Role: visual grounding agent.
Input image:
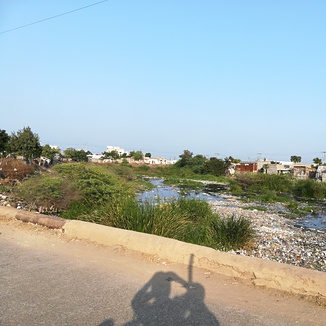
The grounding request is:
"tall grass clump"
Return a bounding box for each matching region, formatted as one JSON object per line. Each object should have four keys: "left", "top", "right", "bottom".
{"left": 85, "top": 196, "right": 190, "bottom": 239}
{"left": 172, "top": 199, "right": 215, "bottom": 246}
{"left": 211, "top": 215, "right": 255, "bottom": 251}
{"left": 84, "top": 197, "right": 255, "bottom": 251}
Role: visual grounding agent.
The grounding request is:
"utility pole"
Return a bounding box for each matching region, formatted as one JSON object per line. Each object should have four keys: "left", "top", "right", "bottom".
{"left": 322, "top": 151, "right": 326, "bottom": 164}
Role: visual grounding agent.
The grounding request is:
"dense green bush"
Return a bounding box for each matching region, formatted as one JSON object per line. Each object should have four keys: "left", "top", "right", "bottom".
{"left": 15, "top": 173, "right": 80, "bottom": 212}
{"left": 211, "top": 215, "right": 255, "bottom": 251}
{"left": 230, "top": 173, "right": 294, "bottom": 202}
{"left": 14, "top": 163, "right": 133, "bottom": 215}
{"left": 293, "top": 179, "right": 326, "bottom": 198}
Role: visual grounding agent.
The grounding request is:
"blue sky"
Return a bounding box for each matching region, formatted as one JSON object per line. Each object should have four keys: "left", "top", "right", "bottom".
{"left": 1, "top": 1, "right": 325, "bottom": 162}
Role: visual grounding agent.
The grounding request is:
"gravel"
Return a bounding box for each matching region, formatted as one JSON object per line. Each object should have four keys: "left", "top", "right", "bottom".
{"left": 209, "top": 195, "right": 326, "bottom": 272}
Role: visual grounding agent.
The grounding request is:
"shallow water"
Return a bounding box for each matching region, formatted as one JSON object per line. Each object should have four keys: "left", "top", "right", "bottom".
{"left": 294, "top": 215, "right": 326, "bottom": 231}
{"left": 138, "top": 178, "right": 326, "bottom": 231}
{"left": 137, "top": 178, "right": 223, "bottom": 202}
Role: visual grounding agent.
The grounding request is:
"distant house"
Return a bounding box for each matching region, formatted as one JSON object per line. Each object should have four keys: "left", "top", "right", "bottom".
{"left": 106, "top": 146, "right": 129, "bottom": 156}
{"left": 87, "top": 153, "right": 104, "bottom": 163}
{"left": 292, "top": 164, "right": 313, "bottom": 180}
{"left": 315, "top": 166, "right": 326, "bottom": 182}
{"left": 264, "top": 161, "right": 294, "bottom": 175}
{"left": 143, "top": 157, "right": 171, "bottom": 165}
{"left": 235, "top": 161, "right": 258, "bottom": 173}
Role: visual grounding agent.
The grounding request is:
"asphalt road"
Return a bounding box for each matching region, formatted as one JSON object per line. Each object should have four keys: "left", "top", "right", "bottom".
{"left": 1, "top": 219, "right": 325, "bottom": 326}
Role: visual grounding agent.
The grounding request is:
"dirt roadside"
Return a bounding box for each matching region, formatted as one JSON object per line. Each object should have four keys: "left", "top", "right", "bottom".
{"left": 1, "top": 218, "right": 326, "bottom": 325}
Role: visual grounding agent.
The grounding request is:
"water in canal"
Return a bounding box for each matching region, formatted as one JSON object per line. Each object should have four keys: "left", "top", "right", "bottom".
{"left": 138, "top": 178, "right": 326, "bottom": 232}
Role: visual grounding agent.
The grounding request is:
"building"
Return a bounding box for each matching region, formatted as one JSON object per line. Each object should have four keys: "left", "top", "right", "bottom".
{"left": 235, "top": 161, "right": 258, "bottom": 173}
{"left": 143, "top": 157, "right": 170, "bottom": 165}
{"left": 264, "top": 161, "right": 294, "bottom": 175}
{"left": 292, "top": 164, "right": 313, "bottom": 179}
{"left": 315, "top": 166, "right": 326, "bottom": 181}
{"left": 106, "top": 146, "right": 128, "bottom": 156}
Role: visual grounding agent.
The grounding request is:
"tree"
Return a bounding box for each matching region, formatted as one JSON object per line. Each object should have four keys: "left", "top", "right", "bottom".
{"left": 8, "top": 126, "right": 42, "bottom": 162}
{"left": 313, "top": 157, "right": 322, "bottom": 166}
{"left": 226, "top": 156, "right": 241, "bottom": 164}
{"left": 175, "top": 150, "right": 193, "bottom": 167}
{"left": 262, "top": 164, "right": 269, "bottom": 173}
{"left": 145, "top": 152, "right": 151, "bottom": 158}
{"left": 190, "top": 154, "right": 207, "bottom": 174}
{"left": 63, "top": 148, "right": 89, "bottom": 162}
{"left": 290, "top": 155, "right": 302, "bottom": 163}
{"left": 132, "top": 150, "right": 144, "bottom": 161}
{"left": 203, "top": 157, "right": 227, "bottom": 176}
{"left": 102, "top": 150, "right": 120, "bottom": 160}
{"left": 42, "top": 144, "right": 61, "bottom": 161}
{"left": 0, "top": 129, "right": 10, "bottom": 157}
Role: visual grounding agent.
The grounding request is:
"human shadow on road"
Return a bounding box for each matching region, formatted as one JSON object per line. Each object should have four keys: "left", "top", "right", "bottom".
{"left": 99, "top": 254, "right": 219, "bottom": 325}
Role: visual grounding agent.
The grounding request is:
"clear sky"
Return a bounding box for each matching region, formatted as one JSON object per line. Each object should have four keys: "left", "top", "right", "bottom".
{"left": 1, "top": 1, "right": 325, "bottom": 163}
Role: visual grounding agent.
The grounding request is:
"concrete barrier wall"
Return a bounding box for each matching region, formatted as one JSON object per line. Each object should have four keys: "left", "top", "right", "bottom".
{"left": 1, "top": 206, "right": 325, "bottom": 305}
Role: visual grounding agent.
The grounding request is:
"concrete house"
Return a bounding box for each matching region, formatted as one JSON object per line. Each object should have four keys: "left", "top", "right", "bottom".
{"left": 264, "top": 161, "right": 294, "bottom": 175}
{"left": 292, "top": 164, "right": 314, "bottom": 180}
{"left": 143, "top": 157, "right": 170, "bottom": 165}
{"left": 315, "top": 165, "right": 326, "bottom": 182}
{"left": 106, "top": 146, "right": 129, "bottom": 156}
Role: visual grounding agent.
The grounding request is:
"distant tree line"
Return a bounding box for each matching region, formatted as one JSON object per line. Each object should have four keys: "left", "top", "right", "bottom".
{"left": 1, "top": 127, "right": 324, "bottom": 170}
{"left": 0, "top": 127, "right": 150, "bottom": 164}
{"left": 173, "top": 150, "right": 240, "bottom": 177}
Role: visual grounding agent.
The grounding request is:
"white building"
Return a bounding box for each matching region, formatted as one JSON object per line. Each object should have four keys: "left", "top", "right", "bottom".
{"left": 106, "top": 146, "right": 129, "bottom": 156}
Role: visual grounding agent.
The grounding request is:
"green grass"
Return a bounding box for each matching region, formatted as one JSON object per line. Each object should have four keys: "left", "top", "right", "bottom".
{"left": 80, "top": 196, "right": 255, "bottom": 251}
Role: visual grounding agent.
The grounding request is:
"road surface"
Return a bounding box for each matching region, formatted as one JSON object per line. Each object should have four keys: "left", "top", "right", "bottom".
{"left": 1, "top": 219, "right": 325, "bottom": 325}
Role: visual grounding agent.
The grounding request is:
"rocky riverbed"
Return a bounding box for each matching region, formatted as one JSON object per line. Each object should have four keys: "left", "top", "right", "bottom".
{"left": 209, "top": 195, "right": 326, "bottom": 272}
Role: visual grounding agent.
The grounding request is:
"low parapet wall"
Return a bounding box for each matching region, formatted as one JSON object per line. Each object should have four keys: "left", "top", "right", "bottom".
{"left": 1, "top": 206, "right": 325, "bottom": 305}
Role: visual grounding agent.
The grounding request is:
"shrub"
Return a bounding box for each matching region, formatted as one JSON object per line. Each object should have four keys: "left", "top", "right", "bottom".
{"left": 14, "top": 173, "right": 81, "bottom": 212}
{"left": 53, "top": 163, "right": 131, "bottom": 205}
{"left": 211, "top": 215, "right": 255, "bottom": 251}
{"left": 0, "top": 158, "right": 34, "bottom": 182}
{"left": 293, "top": 179, "right": 326, "bottom": 199}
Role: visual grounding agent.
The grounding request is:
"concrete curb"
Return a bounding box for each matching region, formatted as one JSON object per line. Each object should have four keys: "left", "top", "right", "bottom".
{"left": 1, "top": 206, "right": 325, "bottom": 305}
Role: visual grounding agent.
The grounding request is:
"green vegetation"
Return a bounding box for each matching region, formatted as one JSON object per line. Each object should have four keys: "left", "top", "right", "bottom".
{"left": 3, "top": 137, "right": 326, "bottom": 253}
{"left": 8, "top": 127, "right": 42, "bottom": 162}
{"left": 63, "top": 148, "right": 91, "bottom": 162}
{"left": 0, "top": 129, "right": 10, "bottom": 157}
{"left": 211, "top": 215, "right": 256, "bottom": 251}
{"left": 80, "top": 196, "right": 255, "bottom": 251}
{"left": 293, "top": 179, "right": 326, "bottom": 199}
{"left": 10, "top": 161, "right": 255, "bottom": 251}
{"left": 15, "top": 163, "right": 133, "bottom": 216}
{"left": 229, "top": 172, "right": 326, "bottom": 203}
{"left": 173, "top": 150, "right": 236, "bottom": 177}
